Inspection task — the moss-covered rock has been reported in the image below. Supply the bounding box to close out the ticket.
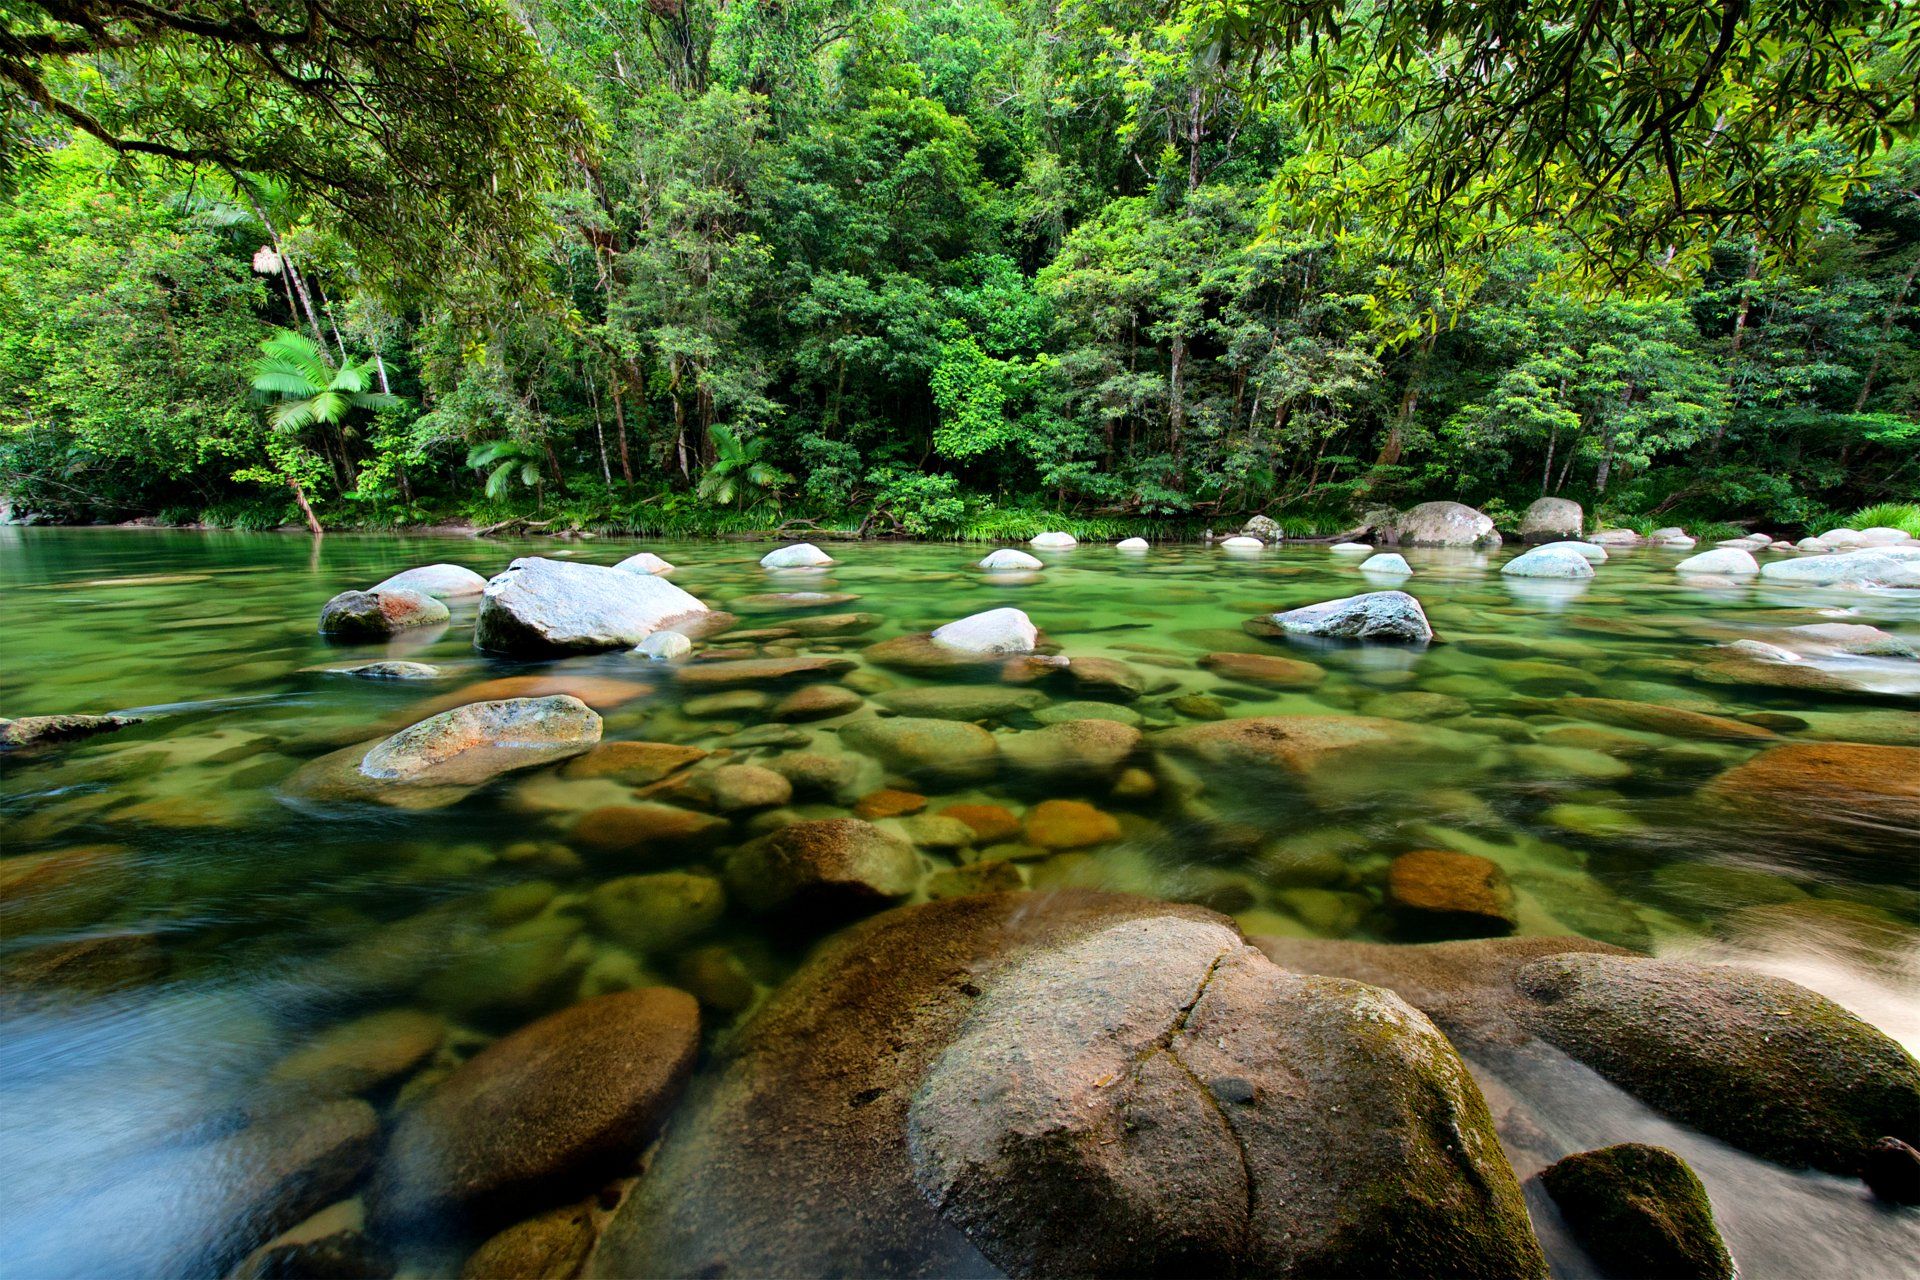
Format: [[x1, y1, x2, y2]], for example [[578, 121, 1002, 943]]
[[1540, 1144, 1732, 1280], [1515, 953, 1920, 1174]]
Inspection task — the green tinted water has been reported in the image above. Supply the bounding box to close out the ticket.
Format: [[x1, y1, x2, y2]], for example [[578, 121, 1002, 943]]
[[2, 527, 1916, 1275]]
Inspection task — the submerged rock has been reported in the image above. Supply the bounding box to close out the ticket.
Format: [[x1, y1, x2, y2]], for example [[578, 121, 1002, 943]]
[[1115, 536, 1151, 551], [931, 607, 1038, 654], [1158, 714, 1465, 783], [729, 590, 859, 612], [1758, 549, 1920, 588], [760, 542, 835, 569], [1022, 798, 1122, 848], [589, 873, 726, 952], [1519, 497, 1583, 543], [1200, 650, 1327, 688], [1501, 545, 1595, 578], [1359, 552, 1412, 575], [329, 660, 441, 680], [360, 695, 602, 785], [318, 587, 449, 638], [635, 631, 691, 662], [373, 988, 698, 1226], [1701, 741, 1920, 851], [839, 715, 999, 782], [475, 557, 709, 655], [1057, 655, 1147, 701], [561, 741, 707, 784], [370, 562, 489, 598], [589, 894, 1543, 1280], [1555, 696, 1776, 743], [461, 1202, 598, 1280], [874, 685, 1048, 721], [675, 654, 856, 686], [1515, 952, 1920, 1174], [999, 719, 1141, 781], [724, 817, 919, 913], [1390, 500, 1502, 548], [1386, 849, 1517, 938], [1269, 590, 1433, 642], [980, 548, 1043, 570], [1540, 1144, 1732, 1280], [267, 1009, 446, 1099]]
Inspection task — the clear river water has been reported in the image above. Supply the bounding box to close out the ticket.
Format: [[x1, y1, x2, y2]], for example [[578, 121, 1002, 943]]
[[2, 527, 1916, 1277]]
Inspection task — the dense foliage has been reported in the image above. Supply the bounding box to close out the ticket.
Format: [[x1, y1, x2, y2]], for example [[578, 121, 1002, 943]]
[[2, 0, 1917, 537]]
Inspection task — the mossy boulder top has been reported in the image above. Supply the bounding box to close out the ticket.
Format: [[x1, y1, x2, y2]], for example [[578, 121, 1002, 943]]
[[1540, 1144, 1733, 1280], [588, 892, 1545, 1279], [474, 556, 709, 655], [318, 586, 448, 638]]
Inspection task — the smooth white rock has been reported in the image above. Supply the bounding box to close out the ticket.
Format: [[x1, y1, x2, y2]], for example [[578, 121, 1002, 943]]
[[1859, 527, 1916, 545], [474, 557, 709, 655], [1115, 537, 1150, 551], [1649, 527, 1688, 541], [636, 631, 692, 662], [760, 543, 835, 569], [616, 552, 676, 575], [1220, 536, 1265, 549], [1758, 549, 1920, 588], [1271, 591, 1432, 642], [1795, 537, 1832, 552], [1661, 535, 1698, 548], [370, 563, 488, 599], [1358, 553, 1412, 576], [1587, 529, 1644, 546], [1029, 531, 1078, 549], [1535, 540, 1607, 563], [1501, 546, 1596, 578], [931, 607, 1038, 654], [980, 548, 1044, 571], [1675, 547, 1760, 576], [1818, 527, 1865, 547], [1330, 542, 1375, 554]]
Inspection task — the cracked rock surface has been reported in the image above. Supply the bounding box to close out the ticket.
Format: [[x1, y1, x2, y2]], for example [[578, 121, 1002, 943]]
[[589, 892, 1543, 1279]]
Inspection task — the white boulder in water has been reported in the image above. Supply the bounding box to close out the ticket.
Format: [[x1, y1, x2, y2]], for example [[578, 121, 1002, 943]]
[[931, 607, 1037, 654], [1758, 549, 1920, 588], [980, 548, 1043, 571], [1675, 547, 1760, 576], [371, 563, 488, 599], [1358, 553, 1412, 576], [1115, 537, 1150, 551], [636, 631, 693, 662], [1029, 531, 1078, 549], [1794, 537, 1832, 552], [1587, 529, 1644, 546], [616, 551, 676, 575], [1271, 591, 1432, 642], [1220, 536, 1265, 549], [475, 556, 709, 655], [1391, 501, 1501, 547], [1818, 527, 1865, 547], [1501, 545, 1596, 578], [1330, 542, 1374, 554], [1535, 540, 1607, 562], [1650, 526, 1689, 542], [1859, 527, 1916, 545], [761, 542, 834, 569], [1519, 496, 1583, 543]]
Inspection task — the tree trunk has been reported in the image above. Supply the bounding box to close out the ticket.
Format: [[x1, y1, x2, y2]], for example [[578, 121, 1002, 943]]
[[1714, 248, 1761, 448], [1168, 328, 1187, 468], [243, 190, 332, 365], [610, 367, 635, 484], [1855, 256, 1919, 413], [1378, 331, 1436, 466], [1541, 425, 1557, 495], [287, 477, 322, 536]]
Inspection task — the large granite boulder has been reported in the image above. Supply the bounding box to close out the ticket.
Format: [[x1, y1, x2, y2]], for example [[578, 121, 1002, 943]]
[[360, 695, 601, 784], [1240, 514, 1282, 543], [1389, 501, 1501, 548], [1758, 549, 1920, 588], [979, 548, 1043, 571], [373, 989, 699, 1226], [318, 587, 448, 638], [1518, 497, 1583, 543], [588, 894, 1544, 1279], [1268, 590, 1433, 642], [615, 551, 675, 575], [1501, 545, 1594, 579], [475, 557, 709, 655], [370, 563, 489, 598], [1675, 547, 1759, 576]]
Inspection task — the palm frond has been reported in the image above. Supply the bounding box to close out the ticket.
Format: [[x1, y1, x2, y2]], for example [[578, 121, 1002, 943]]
[[269, 399, 318, 432]]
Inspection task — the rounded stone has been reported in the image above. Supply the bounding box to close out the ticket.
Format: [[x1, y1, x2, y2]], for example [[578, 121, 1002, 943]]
[[1200, 651, 1327, 688], [771, 684, 863, 722], [1501, 546, 1595, 578], [931, 607, 1038, 654], [1359, 552, 1412, 575], [1675, 547, 1760, 576], [1540, 1144, 1732, 1280], [615, 551, 676, 575], [999, 719, 1142, 781], [1386, 849, 1517, 938], [839, 716, 999, 783], [980, 548, 1044, 570], [372, 988, 699, 1225], [724, 818, 920, 914], [1270, 591, 1433, 642], [567, 804, 728, 860], [696, 764, 793, 813], [760, 542, 835, 569], [371, 563, 489, 598], [1029, 531, 1078, 548], [1519, 497, 1584, 543], [1023, 798, 1122, 849], [589, 873, 726, 952], [318, 587, 449, 638]]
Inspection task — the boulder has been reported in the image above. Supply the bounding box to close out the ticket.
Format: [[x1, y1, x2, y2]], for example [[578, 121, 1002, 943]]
[[373, 989, 698, 1225], [1390, 501, 1502, 548], [998, 719, 1142, 781], [615, 551, 675, 575], [1501, 546, 1594, 578], [1240, 514, 1282, 543], [1758, 549, 1920, 588], [461, 1202, 598, 1280], [1029, 531, 1078, 548], [675, 654, 856, 686], [1588, 528, 1644, 546], [1358, 552, 1412, 575], [1650, 526, 1689, 541], [267, 1009, 447, 1099], [1675, 546, 1760, 576], [1519, 497, 1583, 543], [329, 660, 442, 679], [839, 715, 999, 783], [779, 611, 883, 637], [370, 563, 488, 598], [1554, 697, 1776, 743], [1772, 622, 1918, 658], [1700, 741, 1920, 852], [1859, 526, 1915, 545], [1540, 539, 1606, 562], [0, 712, 135, 750], [1270, 590, 1433, 642], [1033, 700, 1143, 727], [359, 695, 602, 786], [1220, 535, 1265, 549], [1058, 655, 1147, 700], [1199, 651, 1327, 688], [930, 607, 1037, 654], [1330, 542, 1374, 553], [635, 631, 691, 662], [980, 548, 1043, 571], [771, 684, 863, 721], [588, 894, 1544, 1280], [1794, 536, 1831, 552], [1539, 1144, 1733, 1280], [1515, 952, 1920, 1173], [1115, 537, 1150, 551], [724, 818, 919, 913], [1820, 526, 1865, 546], [760, 542, 835, 569], [875, 686, 1048, 721], [475, 558, 709, 655], [1386, 850, 1517, 938], [318, 587, 449, 638], [1022, 798, 1122, 848]]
